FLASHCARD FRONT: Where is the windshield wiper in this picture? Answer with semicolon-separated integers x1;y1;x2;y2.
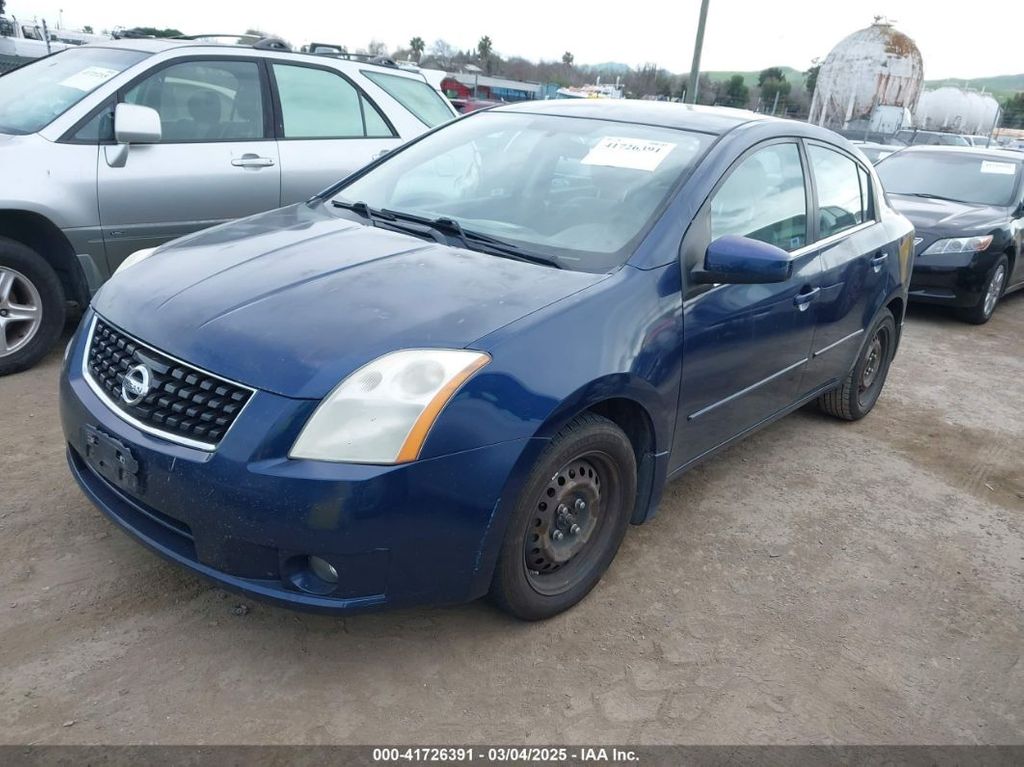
332;199;391;222
901;192;974;204
380;209;562;269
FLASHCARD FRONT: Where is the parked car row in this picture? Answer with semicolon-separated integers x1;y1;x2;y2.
1;37;1021;621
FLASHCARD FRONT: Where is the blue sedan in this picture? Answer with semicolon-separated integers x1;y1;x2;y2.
60;101;914;619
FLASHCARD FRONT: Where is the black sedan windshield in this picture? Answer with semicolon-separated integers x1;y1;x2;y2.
0;47;145;135
333;111;714;271
876;151;1021;207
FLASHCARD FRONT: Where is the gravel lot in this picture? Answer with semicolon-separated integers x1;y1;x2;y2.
1;296;1022;745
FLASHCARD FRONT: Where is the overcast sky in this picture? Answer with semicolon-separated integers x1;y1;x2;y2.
12;1;1018;80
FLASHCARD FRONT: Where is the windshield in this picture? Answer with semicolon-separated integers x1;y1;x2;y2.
0;48;146;135
332;111;714;271
876;151;1021;207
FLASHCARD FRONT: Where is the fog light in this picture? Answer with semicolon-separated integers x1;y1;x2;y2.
308;555;338;584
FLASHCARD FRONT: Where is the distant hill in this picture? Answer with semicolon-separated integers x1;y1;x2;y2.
923;74;1024;102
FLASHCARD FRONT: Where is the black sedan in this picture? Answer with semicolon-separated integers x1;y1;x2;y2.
876;146;1024;323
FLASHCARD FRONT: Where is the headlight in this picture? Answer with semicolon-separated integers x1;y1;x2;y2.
114;247;158;275
921;235;993;255
289;349;490;464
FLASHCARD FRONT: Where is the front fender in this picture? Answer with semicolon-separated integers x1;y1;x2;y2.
420;262;683;461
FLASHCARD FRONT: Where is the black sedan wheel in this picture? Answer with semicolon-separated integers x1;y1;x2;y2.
490;413;636;620
960;255;1008;325
818;308;895;421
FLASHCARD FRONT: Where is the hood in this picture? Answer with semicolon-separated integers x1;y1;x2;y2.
94;202;605;399
887;193;1007;233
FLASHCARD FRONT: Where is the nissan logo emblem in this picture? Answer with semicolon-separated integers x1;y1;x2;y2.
121;364;151;406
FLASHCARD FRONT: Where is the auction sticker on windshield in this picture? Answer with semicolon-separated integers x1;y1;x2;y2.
60;66;120;92
980;160;1016;175
582;137;676;171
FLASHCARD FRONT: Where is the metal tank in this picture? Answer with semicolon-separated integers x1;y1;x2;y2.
808;20;924;133
916;87;1000;134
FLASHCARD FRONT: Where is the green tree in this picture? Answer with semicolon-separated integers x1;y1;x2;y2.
804;61;821;98
1001;92;1024;129
757;66;785;87
758;66;791;111
477;35;493;73
562;51;574;67
366;39;387;56
724;74;749;107
409;36;425;62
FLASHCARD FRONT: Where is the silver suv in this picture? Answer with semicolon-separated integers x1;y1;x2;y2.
0;36;456;374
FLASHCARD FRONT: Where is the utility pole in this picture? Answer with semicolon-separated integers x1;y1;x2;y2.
686;0;711;104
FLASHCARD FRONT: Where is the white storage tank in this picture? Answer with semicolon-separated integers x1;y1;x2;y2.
809;20;924;131
916;87;999;134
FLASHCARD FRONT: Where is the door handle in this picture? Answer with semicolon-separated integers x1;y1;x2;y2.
870;251;889;272
793;286;820;311
231;154;275;168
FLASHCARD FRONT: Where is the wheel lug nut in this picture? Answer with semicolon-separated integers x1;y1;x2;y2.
575;498;586;511
552;529;564;541
557;503;568;515
570;524;581;535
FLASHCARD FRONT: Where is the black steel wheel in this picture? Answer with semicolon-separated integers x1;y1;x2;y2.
490;413;636;620
818;308;895;421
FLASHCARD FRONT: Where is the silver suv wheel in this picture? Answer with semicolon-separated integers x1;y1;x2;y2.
0;266;43;357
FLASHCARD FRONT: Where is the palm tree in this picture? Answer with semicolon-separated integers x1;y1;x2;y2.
409;36;425;62
477;35;493;73
562;51;574;67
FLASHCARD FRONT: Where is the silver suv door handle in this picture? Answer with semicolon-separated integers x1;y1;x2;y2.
870;251;889;272
231;154;275;168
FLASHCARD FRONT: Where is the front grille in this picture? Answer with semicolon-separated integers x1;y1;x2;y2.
85;316;254;449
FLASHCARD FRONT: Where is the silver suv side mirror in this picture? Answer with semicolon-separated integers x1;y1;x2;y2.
114;104;162;144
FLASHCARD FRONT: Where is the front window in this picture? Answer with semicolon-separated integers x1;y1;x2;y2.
0;47;146;135
876;152;1021;207
710;143;807;251
125;59;267;142
333;111;714;272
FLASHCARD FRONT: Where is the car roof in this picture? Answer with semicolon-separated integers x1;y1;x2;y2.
492;99;773;135
80;38;422;76
899;145;1024;161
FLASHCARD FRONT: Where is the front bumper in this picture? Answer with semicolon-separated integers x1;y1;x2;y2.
908;250;1001;307
60;314;537;614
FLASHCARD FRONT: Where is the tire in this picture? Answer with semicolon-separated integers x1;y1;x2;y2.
0;236;66;376
818;308;896;421
958;255;1008;325
489;413;637;620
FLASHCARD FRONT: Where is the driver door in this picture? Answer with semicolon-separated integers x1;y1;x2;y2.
97;58;280;271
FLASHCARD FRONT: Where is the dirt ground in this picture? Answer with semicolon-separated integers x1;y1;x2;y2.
1;296;1022;746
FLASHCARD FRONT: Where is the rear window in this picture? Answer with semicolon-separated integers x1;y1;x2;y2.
361;70;455;128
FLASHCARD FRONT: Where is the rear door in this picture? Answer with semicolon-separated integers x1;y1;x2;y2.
269;62;402;204
97;57;280;270
799;141;895;387
673;140;821;468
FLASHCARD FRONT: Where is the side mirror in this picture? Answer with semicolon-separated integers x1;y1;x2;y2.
693;235;792;285
114;103;161;144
